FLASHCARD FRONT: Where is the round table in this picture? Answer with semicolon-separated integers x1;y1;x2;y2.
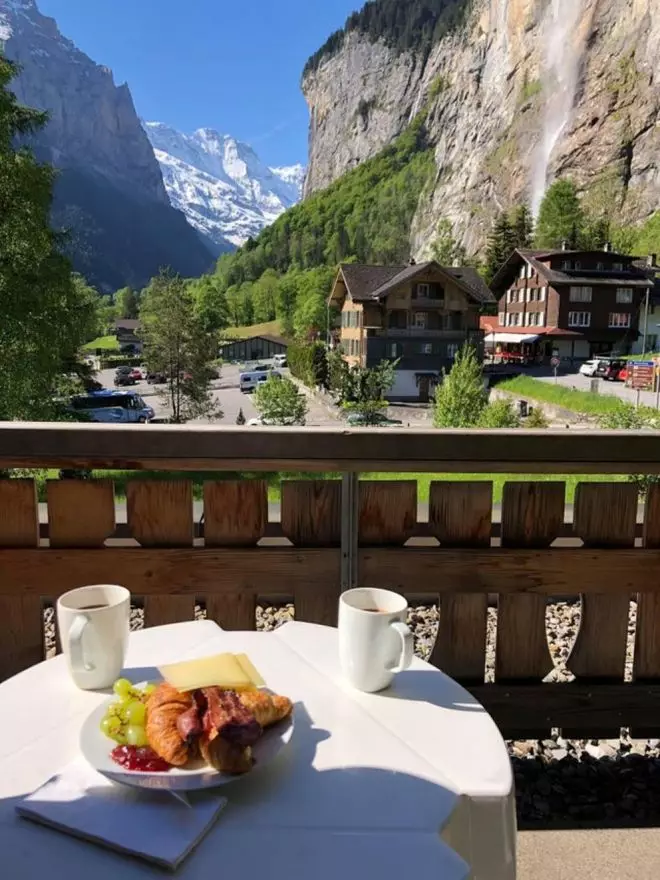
0;620;516;879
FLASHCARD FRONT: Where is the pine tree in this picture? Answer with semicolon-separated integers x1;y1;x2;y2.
236;408;246;425
535;180;584;249
484;212;515;283
433;345;487;428
511;204;534;249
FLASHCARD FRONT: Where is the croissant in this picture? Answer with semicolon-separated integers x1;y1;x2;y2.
199;736;254;775
145;683;193;767
238;689;293;727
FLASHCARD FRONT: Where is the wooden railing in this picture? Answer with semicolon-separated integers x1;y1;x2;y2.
2;422;660;739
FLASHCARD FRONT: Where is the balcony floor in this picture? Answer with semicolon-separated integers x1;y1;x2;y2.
518;827;660;879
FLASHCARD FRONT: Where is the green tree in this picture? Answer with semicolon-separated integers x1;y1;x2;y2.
252;269;279;323
140;269;222;423
484;212;516;283
116;286;139;319
71;274;104;343
188;274;229;334
433;345;487;427
511;204;534;249
335;359;398;423
535;180;584;249
0;57;95;420
253;376;308;425
429;218;467;265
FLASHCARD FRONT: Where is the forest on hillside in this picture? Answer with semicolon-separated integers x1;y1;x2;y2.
304;0;471;75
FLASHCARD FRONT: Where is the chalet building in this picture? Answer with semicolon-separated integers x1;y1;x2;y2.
488;248;653;363
631;255;660;354
328;261;494;401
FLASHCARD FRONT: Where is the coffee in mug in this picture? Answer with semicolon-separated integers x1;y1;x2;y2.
338;588;414;693
57;585;130;690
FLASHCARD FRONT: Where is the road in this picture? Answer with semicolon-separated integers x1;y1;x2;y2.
96;364;342;426
532;366;660;410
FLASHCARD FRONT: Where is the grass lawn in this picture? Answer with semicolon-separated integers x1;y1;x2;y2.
83;335;120;351
498;375;630;417
30;468;630;505
222;320;282;340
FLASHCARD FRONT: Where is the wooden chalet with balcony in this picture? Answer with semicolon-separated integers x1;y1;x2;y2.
328;261;494;401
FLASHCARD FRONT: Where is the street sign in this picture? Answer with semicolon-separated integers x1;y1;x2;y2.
630;361;655;391
551;357;560;368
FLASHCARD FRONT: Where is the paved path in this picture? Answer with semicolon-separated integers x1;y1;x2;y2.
518;828;660;879
531;367;660;410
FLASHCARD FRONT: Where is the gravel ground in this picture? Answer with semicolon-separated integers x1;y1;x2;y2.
43;598;660;826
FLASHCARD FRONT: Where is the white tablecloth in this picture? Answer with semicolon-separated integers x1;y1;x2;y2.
0;620;516;879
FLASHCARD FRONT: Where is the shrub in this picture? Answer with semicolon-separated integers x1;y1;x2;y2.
253;376;308;425
526;406;550;428
288;342;328;388
477;399;521;428
433;345;487;427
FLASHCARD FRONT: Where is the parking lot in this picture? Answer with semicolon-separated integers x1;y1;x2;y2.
96;364;342;426
533;366;660;409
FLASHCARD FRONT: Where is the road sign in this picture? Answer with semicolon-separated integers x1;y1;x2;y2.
630;361;655;391
551;357;560;368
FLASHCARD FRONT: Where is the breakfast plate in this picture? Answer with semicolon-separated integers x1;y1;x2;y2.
80;683;295;792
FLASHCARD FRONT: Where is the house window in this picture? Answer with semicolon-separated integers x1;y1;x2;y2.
416;283;430;298
498;312;506;325
609;312;631;328
512;313;521;326
616;288;633;304
561;260;572;270
596;262;605;271
412;312;428;329
539;312;546;326
570;286;592;302
613;262;623;271
421;343;433;355
519;266;526;279
540;287;547;301
447;344;459;359
389;343;400;358
568;311;591;328
574;261;582;270
526;264;533;279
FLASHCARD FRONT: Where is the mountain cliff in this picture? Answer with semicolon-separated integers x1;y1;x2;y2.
144;122;305;249
302;0;660;257
0;0;213;290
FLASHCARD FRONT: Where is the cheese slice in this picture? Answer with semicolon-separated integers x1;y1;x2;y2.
159;653;265;691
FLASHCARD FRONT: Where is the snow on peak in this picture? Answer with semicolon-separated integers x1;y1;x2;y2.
144;121;305;248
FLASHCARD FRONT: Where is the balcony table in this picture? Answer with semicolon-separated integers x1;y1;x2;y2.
0;620;516;879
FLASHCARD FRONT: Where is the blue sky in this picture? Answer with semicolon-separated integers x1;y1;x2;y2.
37;0;360;167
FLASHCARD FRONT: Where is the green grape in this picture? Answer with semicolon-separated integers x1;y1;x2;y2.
125;725;148;747
113;678;132;699
125;701;146;725
142;683;156;696
100;715;121;738
113;731;128;745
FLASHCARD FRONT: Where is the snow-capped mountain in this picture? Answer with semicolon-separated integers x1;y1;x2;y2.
144;122;305;248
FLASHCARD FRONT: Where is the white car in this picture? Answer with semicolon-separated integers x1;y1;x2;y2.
579;359;600;377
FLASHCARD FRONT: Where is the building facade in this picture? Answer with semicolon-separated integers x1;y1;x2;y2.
488;248;652;362
328;261;493;401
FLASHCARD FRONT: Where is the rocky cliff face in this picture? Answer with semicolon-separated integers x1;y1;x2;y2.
0;0;213;290
302;0;660;257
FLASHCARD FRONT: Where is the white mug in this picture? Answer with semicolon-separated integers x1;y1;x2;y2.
57;585;130;690
338;588;414;693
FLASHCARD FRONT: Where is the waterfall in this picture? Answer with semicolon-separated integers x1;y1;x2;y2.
531;0;587;217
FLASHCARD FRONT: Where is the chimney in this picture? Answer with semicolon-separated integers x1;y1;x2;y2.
603;242;612;252
647;254;657;268
561;240;569;251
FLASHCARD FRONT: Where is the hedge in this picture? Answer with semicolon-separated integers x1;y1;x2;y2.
288;342;328;388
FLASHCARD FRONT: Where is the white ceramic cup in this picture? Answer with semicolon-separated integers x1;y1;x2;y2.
338;587;414;693
57;585;130;690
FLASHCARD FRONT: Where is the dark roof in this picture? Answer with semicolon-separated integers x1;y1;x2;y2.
219;334;288;348
114;318;140;332
491;249;653;291
338;261;495;305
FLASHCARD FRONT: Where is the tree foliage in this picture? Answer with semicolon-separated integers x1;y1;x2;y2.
0;57;99;420
477;398;521;428
305;0;471;75
433;344;487;427
329;357;398;423
535;180;584;249
484;205;534;282
429;218;467;265
253;376;308;425
116;286;139;319
140;269;222;423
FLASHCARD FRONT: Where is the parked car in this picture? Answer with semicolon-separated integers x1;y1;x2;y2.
273;354;288;368
240;370;281;393
129;367;144;381
114;368;137;387
68;391;154;423
346;412;403;427
147;371;166;384
579;359;600;377
595;357;627;381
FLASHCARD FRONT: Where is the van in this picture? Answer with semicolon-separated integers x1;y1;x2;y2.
239;370;281;393
273;353;288;368
69;391;155;423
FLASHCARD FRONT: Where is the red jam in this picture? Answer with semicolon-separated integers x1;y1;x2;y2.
111;745;171;772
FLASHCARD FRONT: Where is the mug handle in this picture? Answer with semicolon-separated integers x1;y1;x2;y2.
69;614;95;673
389;620;414;673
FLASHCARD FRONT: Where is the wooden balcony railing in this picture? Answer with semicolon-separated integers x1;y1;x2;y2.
2;422;660;738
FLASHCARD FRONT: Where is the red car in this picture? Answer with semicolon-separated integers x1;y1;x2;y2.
129;368;144;381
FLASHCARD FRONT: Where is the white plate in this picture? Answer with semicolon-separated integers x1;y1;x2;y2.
80;687;294;792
